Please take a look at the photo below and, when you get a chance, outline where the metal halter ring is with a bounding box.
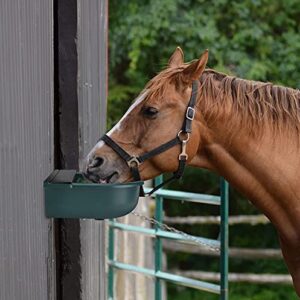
[127,157,141,168]
[177,130,190,142]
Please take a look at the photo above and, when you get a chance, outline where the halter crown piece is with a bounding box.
[100,80,199,196]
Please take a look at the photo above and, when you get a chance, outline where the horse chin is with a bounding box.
[103,171,119,184]
[113,174,133,184]
[83,170,120,184]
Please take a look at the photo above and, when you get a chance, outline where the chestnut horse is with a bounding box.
[85,47,300,296]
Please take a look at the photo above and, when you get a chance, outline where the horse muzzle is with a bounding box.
[83,153,128,184]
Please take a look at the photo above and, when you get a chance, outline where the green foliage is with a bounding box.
[107,81,140,128]
[229,283,298,300]
[109,0,300,91]
[108,1,300,299]
[168,283,298,300]
[108,0,300,128]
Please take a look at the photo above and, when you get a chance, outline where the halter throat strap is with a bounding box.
[100,80,199,196]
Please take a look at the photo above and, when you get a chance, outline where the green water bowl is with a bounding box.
[44,170,143,219]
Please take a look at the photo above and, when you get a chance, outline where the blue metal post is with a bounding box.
[154,176,163,300]
[108,220,115,299]
[220,178,229,300]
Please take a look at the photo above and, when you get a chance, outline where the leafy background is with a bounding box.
[108,1,300,299]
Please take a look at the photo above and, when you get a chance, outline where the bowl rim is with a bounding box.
[71,180,144,188]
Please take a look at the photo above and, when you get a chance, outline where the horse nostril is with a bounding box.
[89,156,104,169]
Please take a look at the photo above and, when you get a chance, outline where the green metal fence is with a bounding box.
[108,176,229,300]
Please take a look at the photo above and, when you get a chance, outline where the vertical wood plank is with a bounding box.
[0,0,54,299]
[77,0,108,299]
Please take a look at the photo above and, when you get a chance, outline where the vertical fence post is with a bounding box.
[154,176,164,300]
[220,178,229,300]
[108,221,115,300]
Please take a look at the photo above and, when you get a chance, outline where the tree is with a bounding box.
[109,0,300,129]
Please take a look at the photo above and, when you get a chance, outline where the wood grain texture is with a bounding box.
[0,0,54,299]
[77,0,108,299]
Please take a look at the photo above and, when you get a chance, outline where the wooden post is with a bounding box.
[77,0,108,299]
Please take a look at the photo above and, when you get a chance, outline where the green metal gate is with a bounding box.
[108,176,229,299]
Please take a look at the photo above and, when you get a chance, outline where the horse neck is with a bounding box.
[194,71,300,187]
[192,92,300,241]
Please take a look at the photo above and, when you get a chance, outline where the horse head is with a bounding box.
[84,48,208,183]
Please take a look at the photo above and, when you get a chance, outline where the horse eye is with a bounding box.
[142,107,158,118]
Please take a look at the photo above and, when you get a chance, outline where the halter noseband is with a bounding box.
[100,80,199,196]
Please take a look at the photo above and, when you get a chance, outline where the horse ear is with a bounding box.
[182,50,209,82]
[168,47,184,68]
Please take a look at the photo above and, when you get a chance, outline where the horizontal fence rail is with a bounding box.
[164,214,270,225]
[109,261,221,294]
[109,221,221,249]
[172,270,293,284]
[163,240,283,259]
[144,187,221,205]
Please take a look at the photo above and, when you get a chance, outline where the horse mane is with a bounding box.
[145,65,300,136]
[200,69,300,135]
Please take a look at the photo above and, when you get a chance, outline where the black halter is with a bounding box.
[100,80,199,196]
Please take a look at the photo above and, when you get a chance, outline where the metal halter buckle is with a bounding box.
[186,107,195,120]
[127,157,140,168]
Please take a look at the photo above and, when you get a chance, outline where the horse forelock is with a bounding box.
[144,65,186,101]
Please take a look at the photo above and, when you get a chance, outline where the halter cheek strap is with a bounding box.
[100,80,199,196]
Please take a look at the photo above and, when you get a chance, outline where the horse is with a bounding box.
[84,47,300,296]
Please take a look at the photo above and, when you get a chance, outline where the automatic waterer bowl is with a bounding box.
[44,170,143,219]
